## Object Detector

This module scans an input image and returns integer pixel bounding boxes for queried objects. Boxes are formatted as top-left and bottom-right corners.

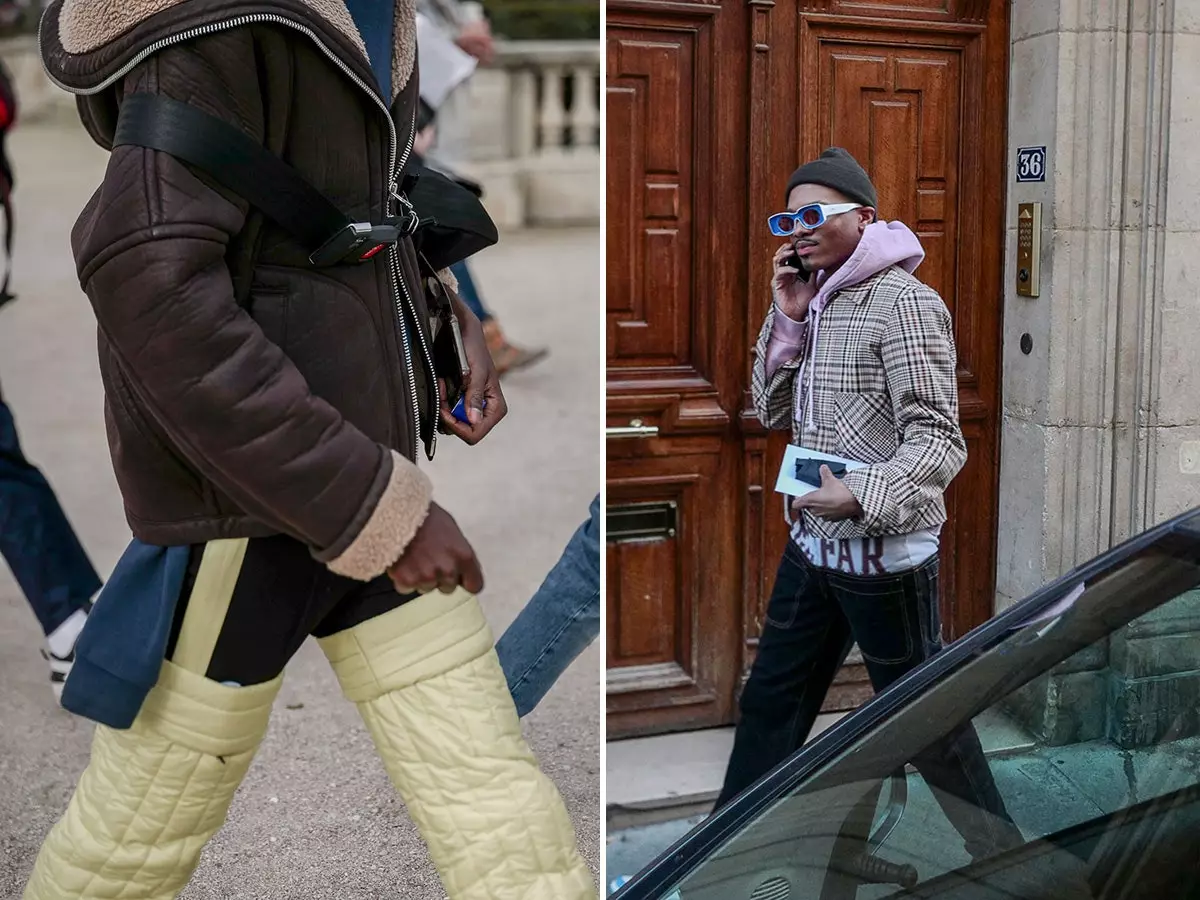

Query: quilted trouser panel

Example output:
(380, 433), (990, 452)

(319, 588), (596, 900)
(24, 662), (281, 900)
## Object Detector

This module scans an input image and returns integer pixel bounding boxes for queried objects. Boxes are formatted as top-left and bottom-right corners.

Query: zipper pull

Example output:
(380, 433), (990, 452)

(390, 183), (420, 235)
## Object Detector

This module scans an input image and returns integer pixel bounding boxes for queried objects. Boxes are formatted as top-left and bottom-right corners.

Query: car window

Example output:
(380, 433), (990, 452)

(654, 545), (1200, 900)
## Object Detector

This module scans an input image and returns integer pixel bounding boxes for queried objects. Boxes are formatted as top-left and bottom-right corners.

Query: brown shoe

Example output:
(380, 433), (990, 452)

(483, 319), (549, 376)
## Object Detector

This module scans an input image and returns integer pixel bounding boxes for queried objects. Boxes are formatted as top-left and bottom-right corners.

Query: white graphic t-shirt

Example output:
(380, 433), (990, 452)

(788, 501), (939, 575)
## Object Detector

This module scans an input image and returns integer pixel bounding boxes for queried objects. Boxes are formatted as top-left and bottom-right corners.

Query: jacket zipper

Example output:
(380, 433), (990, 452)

(389, 112), (440, 461)
(40, 10), (437, 458)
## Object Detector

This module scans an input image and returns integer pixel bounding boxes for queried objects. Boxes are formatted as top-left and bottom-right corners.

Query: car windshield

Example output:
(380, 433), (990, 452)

(621, 512), (1200, 900)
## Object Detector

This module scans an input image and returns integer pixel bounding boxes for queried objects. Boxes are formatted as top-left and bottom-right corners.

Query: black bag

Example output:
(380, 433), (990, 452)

(405, 163), (498, 272)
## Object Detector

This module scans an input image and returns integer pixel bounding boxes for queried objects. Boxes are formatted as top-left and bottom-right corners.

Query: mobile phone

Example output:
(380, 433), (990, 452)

(795, 458), (846, 487)
(782, 251), (810, 282)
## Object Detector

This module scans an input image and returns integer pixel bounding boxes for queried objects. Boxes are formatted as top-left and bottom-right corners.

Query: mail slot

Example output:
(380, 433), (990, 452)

(607, 501), (677, 542)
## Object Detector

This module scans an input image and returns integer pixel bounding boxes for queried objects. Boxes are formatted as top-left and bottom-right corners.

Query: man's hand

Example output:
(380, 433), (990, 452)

(456, 20), (495, 64)
(438, 291), (508, 444)
(387, 503), (484, 595)
(792, 465), (863, 522)
(772, 243), (814, 321)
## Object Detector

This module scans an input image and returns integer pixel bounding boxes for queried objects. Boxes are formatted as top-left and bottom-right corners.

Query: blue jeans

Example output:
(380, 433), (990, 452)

(0, 398), (101, 634)
(497, 495), (600, 717)
(449, 260), (492, 323)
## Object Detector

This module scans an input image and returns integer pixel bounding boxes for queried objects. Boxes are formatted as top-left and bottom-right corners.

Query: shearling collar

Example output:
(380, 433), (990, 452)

(41, 0), (416, 103)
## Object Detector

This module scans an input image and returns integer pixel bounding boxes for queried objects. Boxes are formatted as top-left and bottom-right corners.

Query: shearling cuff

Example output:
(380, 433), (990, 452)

(325, 450), (433, 581)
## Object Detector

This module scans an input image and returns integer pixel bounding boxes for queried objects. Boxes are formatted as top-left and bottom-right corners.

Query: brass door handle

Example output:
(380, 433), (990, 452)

(606, 418), (659, 439)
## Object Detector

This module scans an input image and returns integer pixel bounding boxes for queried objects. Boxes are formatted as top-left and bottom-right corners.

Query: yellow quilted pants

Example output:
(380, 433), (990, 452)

(319, 588), (597, 900)
(24, 539), (279, 900)
(23, 660), (280, 899)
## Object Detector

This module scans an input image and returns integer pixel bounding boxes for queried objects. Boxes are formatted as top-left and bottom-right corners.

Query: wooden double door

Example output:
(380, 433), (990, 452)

(606, 0), (1010, 739)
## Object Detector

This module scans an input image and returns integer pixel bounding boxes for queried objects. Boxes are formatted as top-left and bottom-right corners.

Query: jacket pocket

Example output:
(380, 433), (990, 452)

(100, 343), (210, 516)
(248, 272), (394, 447)
(833, 390), (897, 463)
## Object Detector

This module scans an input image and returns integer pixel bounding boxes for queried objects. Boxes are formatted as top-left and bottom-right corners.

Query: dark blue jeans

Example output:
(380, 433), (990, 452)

(449, 260), (492, 323)
(719, 542), (1020, 859)
(0, 398), (100, 634)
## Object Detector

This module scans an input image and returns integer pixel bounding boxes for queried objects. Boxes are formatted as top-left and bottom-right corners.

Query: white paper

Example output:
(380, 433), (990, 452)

(416, 14), (478, 110)
(774, 445), (868, 498)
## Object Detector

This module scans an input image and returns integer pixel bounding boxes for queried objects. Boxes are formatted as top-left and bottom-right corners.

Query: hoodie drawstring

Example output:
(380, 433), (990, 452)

(802, 295), (827, 430)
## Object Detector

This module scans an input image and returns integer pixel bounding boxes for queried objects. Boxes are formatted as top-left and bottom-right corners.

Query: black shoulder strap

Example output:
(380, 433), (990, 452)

(113, 93), (368, 259)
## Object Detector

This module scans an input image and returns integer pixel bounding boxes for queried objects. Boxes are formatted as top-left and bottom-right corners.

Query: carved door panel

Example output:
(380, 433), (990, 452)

(606, 5), (744, 737)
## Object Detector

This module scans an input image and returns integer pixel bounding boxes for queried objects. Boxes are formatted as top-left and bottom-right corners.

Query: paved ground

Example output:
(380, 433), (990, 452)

(0, 118), (601, 898)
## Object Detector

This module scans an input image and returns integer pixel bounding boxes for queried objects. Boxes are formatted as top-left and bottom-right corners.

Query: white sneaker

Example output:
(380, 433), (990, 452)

(42, 603), (90, 704)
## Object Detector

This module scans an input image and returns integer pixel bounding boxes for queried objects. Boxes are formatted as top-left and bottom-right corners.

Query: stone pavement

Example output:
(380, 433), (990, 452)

(0, 118), (600, 898)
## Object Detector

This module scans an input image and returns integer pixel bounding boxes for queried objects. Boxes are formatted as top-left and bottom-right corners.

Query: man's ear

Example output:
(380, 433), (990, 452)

(858, 207), (876, 231)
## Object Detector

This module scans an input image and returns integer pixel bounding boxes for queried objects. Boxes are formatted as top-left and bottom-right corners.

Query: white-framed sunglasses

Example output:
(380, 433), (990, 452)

(767, 202), (862, 236)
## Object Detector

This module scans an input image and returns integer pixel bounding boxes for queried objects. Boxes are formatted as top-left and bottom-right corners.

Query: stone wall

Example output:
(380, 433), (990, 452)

(998, 0), (1199, 608)
(430, 40), (601, 229)
(998, 0), (1200, 750)
(1006, 588), (1200, 750)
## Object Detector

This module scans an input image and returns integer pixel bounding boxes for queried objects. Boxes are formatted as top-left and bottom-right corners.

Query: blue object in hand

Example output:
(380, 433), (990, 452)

(451, 395), (485, 424)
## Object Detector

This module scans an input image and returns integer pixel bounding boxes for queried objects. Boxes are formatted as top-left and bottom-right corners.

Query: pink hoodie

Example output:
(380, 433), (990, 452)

(764, 220), (926, 428)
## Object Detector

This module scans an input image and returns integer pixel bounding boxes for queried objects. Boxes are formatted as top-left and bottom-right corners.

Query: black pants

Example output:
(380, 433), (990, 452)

(164, 534), (418, 686)
(719, 543), (1021, 859)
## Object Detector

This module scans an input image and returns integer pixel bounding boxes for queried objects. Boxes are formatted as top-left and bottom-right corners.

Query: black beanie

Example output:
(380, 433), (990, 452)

(785, 147), (877, 209)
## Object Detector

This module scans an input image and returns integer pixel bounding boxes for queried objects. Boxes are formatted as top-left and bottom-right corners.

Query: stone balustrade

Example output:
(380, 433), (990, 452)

(431, 40), (601, 229)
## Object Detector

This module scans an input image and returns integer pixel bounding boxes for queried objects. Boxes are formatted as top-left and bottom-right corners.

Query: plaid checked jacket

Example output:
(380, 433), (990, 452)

(752, 264), (966, 539)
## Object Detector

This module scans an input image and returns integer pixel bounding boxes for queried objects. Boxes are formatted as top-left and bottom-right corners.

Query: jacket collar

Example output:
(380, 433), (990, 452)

(43, 0), (416, 103)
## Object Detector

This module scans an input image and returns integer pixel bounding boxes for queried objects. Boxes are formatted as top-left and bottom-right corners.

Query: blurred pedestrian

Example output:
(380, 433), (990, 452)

(498, 494), (600, 716)
(0, 56), (99, 703)
(0, 389), (100, 701)
(0, 50), (16, 310)
(419, 0), (549, 376)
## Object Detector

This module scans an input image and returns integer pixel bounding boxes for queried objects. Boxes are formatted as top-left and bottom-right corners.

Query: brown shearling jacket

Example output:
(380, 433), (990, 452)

(40, 0), (450, 580)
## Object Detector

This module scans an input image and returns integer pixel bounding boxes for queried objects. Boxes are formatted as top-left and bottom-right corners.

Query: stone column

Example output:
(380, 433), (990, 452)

(998, 0), (1194, 607)
(999, 0), (1200, 749)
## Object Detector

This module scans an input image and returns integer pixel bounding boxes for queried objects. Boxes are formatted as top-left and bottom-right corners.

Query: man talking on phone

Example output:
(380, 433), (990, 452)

(718, 147), (1023, 862)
